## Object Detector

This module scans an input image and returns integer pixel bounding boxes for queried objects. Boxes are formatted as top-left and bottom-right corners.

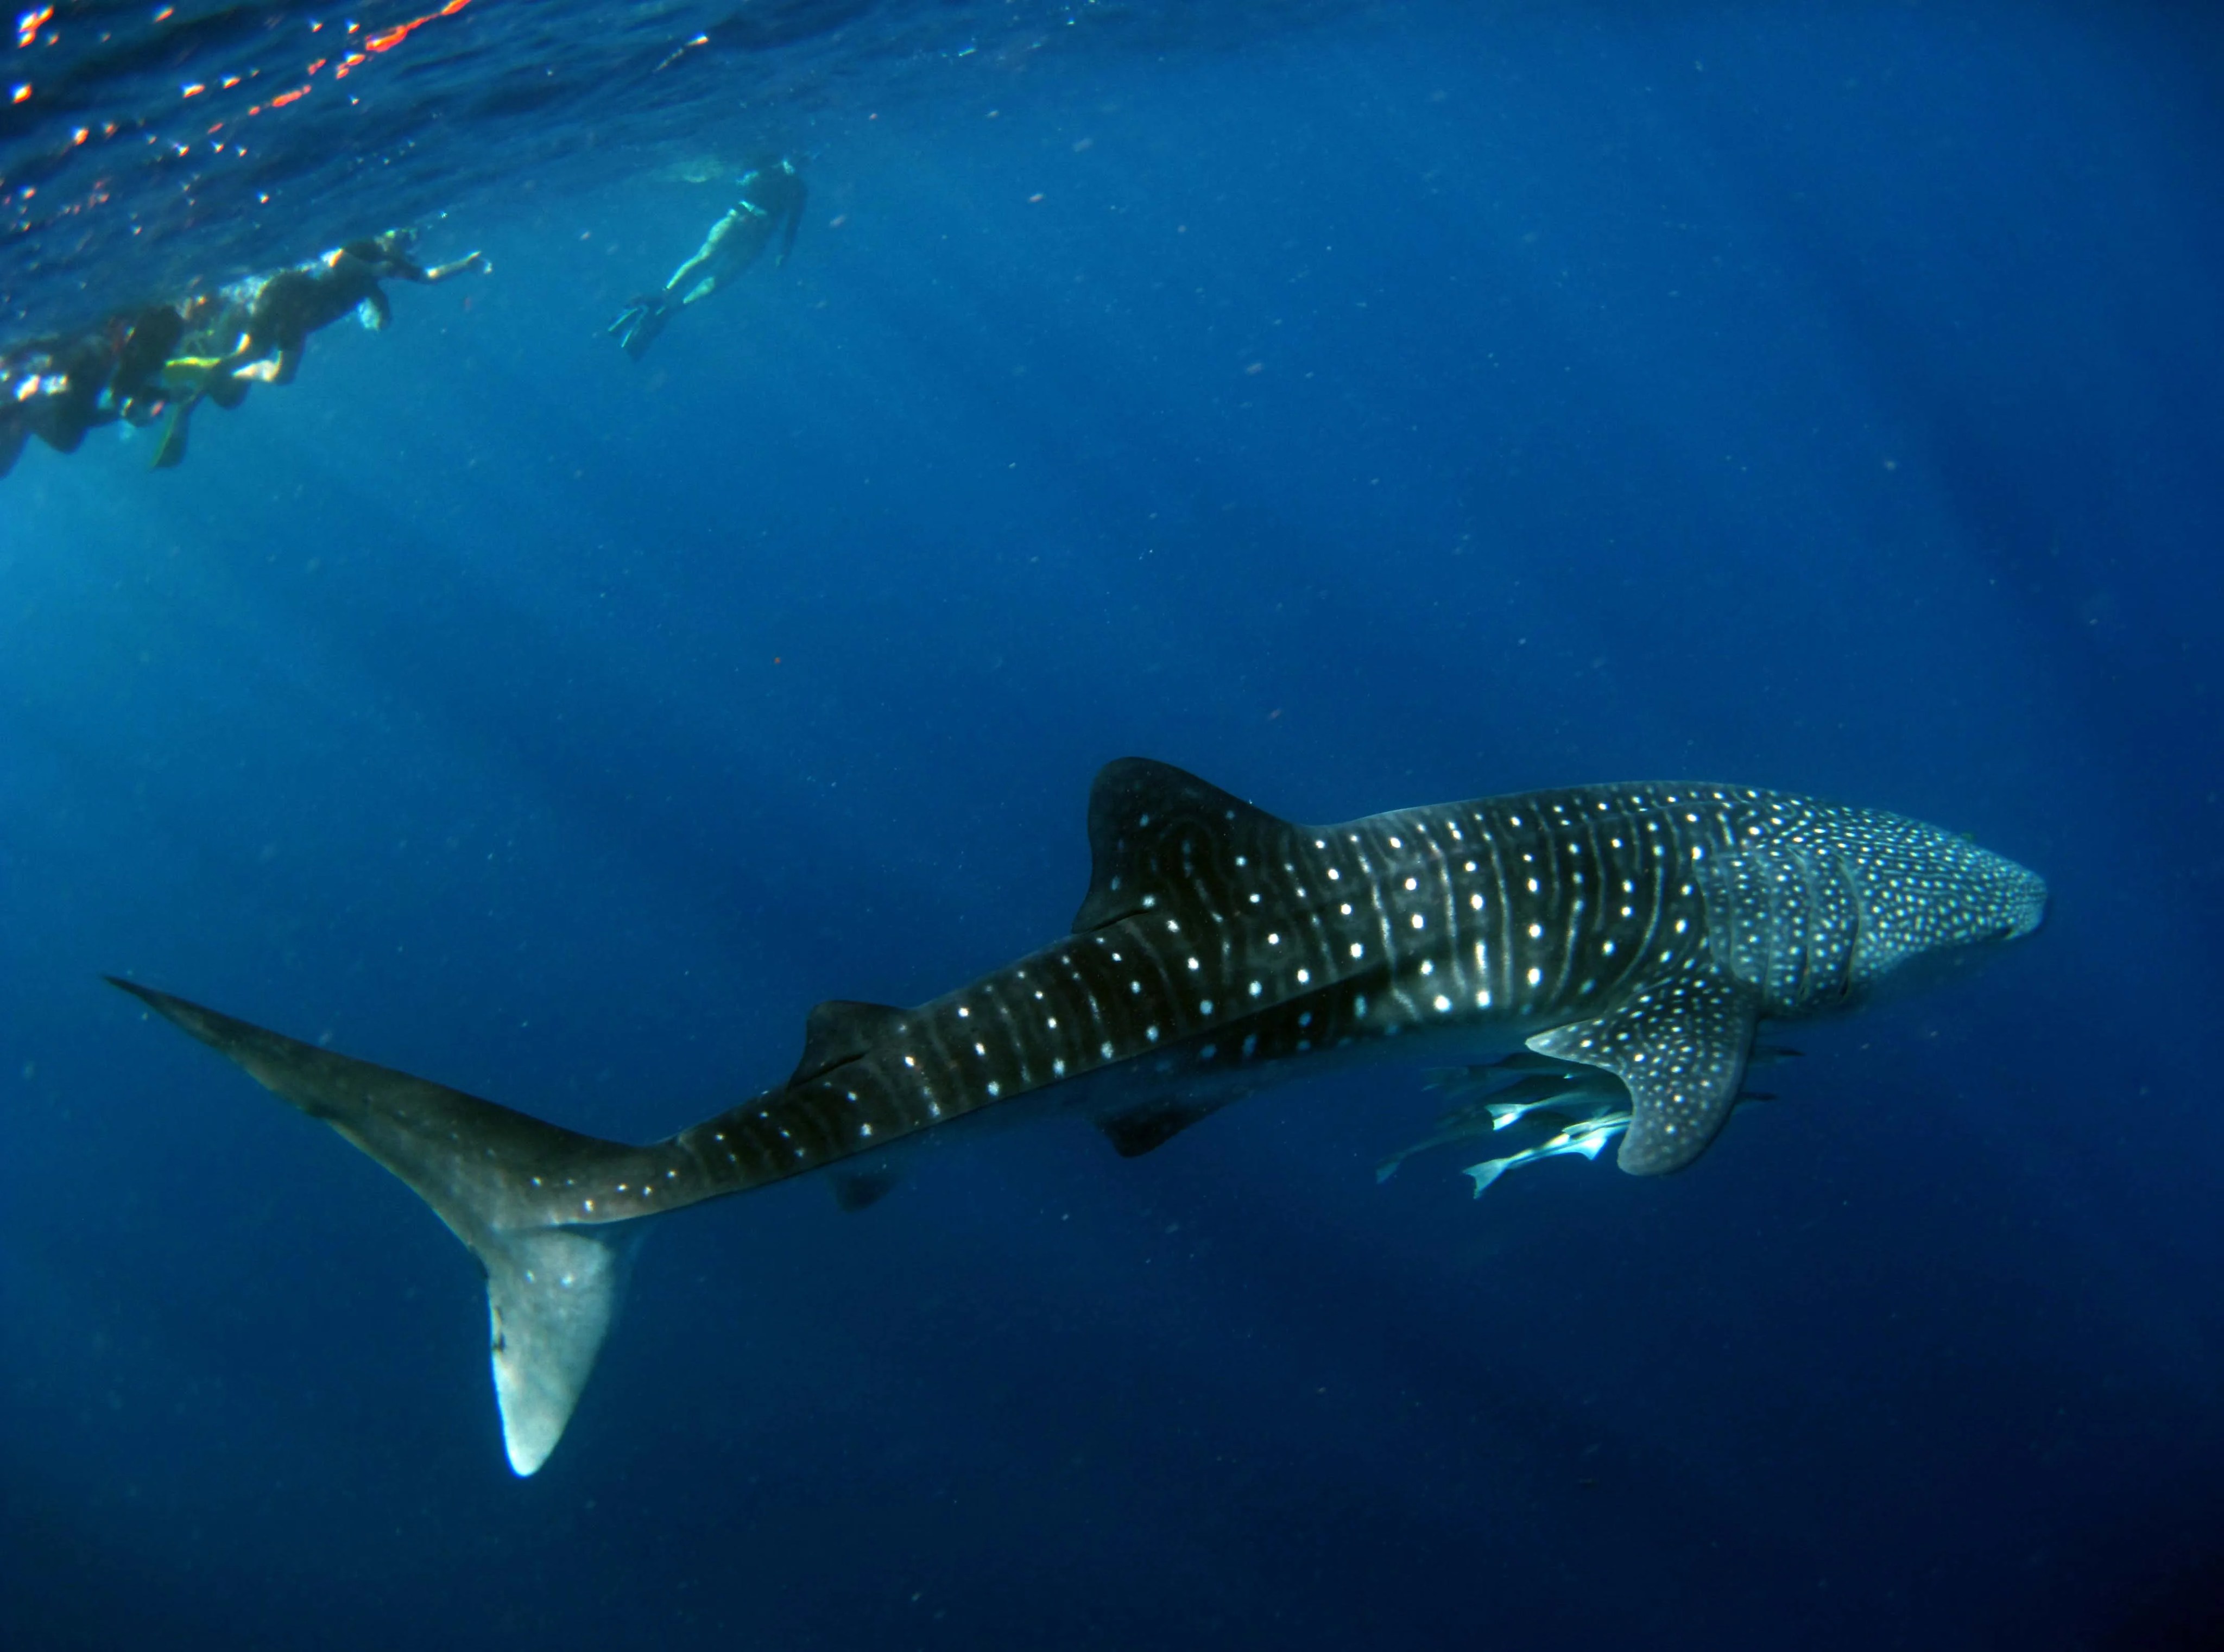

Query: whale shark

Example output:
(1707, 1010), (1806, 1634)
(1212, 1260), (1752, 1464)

(109, 758), (2046, 1474)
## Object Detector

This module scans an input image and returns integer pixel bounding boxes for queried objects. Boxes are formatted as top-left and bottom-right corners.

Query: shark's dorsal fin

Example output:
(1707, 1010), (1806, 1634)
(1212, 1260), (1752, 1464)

(1526, 970), (1760, 1175)
(790, 999), (908, 1086)
(1073, 758), (1298, 932)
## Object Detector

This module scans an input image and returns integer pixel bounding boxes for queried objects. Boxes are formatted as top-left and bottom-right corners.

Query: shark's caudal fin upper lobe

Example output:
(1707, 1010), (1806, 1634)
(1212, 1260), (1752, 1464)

(106, 978), (642, 1474)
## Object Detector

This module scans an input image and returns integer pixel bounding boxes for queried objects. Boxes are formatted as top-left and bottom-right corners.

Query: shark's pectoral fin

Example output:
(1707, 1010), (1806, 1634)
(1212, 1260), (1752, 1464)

(1096, 1098), (1219, 1158)
(1525, 971), (1760, 1176)
(106, 977), (647, 1476)
(830, 1168), (901, 1212)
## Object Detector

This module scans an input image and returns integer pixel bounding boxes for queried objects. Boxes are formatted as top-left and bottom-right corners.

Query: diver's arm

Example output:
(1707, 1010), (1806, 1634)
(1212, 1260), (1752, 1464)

(415, 251), (488, 283)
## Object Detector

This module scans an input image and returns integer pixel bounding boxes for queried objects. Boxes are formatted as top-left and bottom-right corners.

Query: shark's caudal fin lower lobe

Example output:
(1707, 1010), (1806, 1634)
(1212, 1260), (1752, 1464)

(107, 978), (645, 1474)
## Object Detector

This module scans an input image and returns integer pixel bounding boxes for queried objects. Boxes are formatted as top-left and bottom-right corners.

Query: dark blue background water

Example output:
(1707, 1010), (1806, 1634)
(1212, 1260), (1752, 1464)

(6, 4), (2222, 1646)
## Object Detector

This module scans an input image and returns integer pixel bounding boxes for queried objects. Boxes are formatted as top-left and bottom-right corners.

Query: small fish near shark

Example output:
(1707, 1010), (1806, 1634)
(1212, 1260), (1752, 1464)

(1375, 1043), (1801, 1193)
(109, 759), (2046, 1475)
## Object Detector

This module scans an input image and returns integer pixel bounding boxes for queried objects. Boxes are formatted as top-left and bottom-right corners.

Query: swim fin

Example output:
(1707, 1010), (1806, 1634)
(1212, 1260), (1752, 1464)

(609, 295), (672, 362)
(150, 398), (194, 469)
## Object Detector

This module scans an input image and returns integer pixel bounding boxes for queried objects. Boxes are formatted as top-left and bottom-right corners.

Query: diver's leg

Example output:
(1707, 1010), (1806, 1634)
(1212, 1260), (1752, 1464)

(664, 251), (711, 296)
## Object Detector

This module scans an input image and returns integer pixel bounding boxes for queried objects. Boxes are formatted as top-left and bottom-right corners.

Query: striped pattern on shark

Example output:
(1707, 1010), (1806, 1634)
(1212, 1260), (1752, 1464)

(110, 758), (2046, 1474)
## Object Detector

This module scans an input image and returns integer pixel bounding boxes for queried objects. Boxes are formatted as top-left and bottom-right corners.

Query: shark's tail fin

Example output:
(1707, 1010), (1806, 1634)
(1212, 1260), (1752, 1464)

(107, 978), (649, 1474)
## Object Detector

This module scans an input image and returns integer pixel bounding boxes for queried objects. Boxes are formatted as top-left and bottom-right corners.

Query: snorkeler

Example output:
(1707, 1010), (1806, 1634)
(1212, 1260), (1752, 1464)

(147, 293), (263, 470)
(2, 331), (122, 473)
(608, 157), (806, 361)
(102, 304), (188, 427)
(214, 229), (487, 387)
(150, 231), (485, 467)
(0, 311), (185, 477)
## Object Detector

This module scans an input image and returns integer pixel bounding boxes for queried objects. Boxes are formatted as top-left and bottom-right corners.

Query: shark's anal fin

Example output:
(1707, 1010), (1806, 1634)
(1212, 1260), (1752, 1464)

(790, 999), (908, 1086)
(1072, 758), (1299, 932)
(106, 977), (641, 1476)
(1525, 971), (1760, 1176)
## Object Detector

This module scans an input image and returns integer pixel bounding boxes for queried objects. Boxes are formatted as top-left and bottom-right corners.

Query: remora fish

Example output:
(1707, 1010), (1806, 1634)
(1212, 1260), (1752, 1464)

(1374, 1043), (1799, 1184)
(110, 759), (2046, 1474)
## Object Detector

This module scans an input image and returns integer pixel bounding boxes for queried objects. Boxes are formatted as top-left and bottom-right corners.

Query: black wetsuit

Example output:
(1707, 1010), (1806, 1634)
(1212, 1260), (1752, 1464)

(225, 236), (460, 384)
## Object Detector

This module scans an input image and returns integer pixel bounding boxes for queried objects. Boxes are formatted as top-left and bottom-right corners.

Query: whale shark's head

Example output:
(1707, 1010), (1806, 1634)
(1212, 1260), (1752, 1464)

(1986, 851), (2050, 942)
(1839, 814), (2048, 990)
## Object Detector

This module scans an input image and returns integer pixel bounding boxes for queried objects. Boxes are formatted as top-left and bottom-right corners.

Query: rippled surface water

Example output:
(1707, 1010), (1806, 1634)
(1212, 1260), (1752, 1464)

(2, 0), (1338, 343)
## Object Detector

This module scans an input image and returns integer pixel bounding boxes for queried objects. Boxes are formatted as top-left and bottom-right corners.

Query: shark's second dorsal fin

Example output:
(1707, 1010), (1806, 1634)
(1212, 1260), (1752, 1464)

(1073, 758), (1298, 932)
(790, 999), (909, 1086)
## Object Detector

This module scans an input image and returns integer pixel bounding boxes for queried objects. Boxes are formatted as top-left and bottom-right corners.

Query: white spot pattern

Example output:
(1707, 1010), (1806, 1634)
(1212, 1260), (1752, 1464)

(648, 775), (2041, 1204)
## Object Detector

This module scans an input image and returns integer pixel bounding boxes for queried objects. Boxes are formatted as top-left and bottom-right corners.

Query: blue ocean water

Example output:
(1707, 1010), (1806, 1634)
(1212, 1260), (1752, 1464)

(4, 2), (2222, 1646)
